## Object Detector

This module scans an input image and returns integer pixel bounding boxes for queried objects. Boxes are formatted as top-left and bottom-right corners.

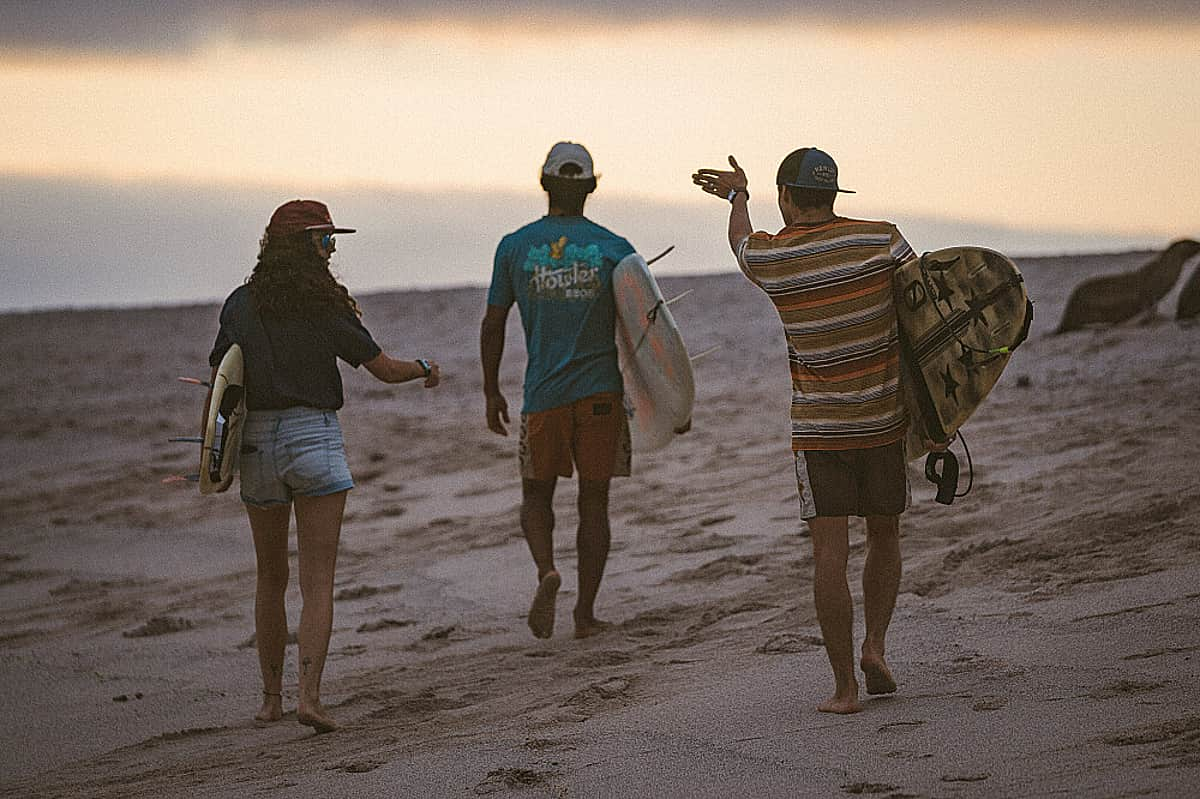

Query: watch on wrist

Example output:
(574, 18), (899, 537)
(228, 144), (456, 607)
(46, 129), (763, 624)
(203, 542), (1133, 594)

(727, 187), (749, 203)
(416, 358), (432, 378)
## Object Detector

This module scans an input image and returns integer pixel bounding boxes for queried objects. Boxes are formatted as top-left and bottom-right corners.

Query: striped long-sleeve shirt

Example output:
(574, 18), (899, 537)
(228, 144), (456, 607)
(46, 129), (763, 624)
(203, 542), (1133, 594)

(736, 217), (915, 451)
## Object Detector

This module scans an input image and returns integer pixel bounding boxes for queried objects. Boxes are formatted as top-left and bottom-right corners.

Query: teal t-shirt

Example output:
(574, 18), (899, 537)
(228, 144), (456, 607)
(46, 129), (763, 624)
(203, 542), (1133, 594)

(488, 215), (635, 414)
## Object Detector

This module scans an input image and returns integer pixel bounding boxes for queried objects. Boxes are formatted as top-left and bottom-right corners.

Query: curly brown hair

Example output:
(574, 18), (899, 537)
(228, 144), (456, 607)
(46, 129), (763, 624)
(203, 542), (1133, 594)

(246, 231), (361, 319)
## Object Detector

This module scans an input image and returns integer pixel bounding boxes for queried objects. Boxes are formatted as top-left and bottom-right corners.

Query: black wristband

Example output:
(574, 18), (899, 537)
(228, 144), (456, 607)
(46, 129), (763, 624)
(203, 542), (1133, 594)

(727, 188), (749, 203)
(416, 358), (432, 378)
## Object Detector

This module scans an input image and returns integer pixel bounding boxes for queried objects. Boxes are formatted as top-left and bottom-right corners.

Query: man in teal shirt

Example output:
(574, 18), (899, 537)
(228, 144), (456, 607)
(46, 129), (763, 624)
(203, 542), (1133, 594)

(481, 142), (634, 641)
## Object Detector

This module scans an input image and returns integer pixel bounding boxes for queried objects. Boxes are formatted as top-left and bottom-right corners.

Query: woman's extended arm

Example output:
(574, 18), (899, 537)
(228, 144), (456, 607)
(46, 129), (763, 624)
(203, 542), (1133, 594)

(363, 353), (440, 387)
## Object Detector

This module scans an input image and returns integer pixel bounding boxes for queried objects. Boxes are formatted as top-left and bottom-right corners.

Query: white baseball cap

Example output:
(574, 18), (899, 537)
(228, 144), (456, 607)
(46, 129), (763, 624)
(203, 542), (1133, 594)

(541, 141), (595, 179)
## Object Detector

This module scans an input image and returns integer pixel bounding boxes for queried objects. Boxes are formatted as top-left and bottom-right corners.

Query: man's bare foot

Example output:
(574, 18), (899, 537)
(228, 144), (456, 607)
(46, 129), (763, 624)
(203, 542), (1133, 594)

(817, 686), (863, 714)
(527, 570), (561, 639)
(297, 703), (340, 734)
(255, 692), (283, 723)
(861, 652), (897, 695)
(573, 615), (612, 639)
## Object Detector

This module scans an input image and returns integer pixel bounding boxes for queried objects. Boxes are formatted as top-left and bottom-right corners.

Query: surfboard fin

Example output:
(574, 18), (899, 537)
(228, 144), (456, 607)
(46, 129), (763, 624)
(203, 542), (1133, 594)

(689, 345), (720, 363)
(161, 473), (200, 484)
(177, 377), (211, 387)
(647, 245), (675, 266)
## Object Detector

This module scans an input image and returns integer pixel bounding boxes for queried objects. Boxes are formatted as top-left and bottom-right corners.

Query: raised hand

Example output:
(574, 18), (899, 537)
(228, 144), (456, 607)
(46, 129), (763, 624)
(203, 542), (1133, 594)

(692, 155), (748, 201)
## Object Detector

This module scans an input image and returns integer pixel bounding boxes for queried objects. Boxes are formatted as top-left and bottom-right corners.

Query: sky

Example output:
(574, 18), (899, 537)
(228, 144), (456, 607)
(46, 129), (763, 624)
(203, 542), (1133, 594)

(3, 1), (1198, 310)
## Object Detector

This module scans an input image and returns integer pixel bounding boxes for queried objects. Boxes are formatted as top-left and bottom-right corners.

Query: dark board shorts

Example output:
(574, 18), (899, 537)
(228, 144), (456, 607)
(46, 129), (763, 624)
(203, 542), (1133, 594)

(793, 440), (910, 520)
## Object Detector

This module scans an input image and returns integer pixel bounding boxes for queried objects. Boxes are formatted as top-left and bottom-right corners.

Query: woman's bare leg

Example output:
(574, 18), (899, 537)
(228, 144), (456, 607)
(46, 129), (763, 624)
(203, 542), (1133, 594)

(292, 490), (346, 733)
(245, 502), (292, 723)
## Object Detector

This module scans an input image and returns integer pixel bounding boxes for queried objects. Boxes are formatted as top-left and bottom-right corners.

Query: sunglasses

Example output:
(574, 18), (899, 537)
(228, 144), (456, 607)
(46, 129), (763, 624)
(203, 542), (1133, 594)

(320, 233), (336, 250)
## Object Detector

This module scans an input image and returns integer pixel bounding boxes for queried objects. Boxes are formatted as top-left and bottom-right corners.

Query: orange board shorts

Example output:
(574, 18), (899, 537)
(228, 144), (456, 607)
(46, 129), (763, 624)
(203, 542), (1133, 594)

(519, 391), (632, 480)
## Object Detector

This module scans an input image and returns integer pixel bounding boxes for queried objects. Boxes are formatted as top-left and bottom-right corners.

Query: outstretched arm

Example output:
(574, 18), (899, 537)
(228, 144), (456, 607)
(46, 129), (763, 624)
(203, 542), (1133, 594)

(363, 353), (440, 387)
(480, 304), (511, 436)
(692, 155), (752, 255)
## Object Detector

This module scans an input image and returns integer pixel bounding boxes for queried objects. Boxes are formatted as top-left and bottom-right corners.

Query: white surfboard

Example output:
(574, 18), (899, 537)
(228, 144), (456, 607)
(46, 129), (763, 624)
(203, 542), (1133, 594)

(199, 344), (247, 494)
(613, 253), (694, 452)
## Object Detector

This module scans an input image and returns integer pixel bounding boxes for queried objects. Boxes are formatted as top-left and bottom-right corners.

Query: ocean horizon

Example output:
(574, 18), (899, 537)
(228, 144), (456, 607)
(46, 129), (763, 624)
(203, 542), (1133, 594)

(4, 173), (1187, 313)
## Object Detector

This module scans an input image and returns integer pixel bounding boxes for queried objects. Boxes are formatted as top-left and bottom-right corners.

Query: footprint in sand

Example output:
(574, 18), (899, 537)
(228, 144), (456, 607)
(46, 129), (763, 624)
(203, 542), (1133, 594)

(0, 568), (55, 586)
(665, 554), (764, 584)
(328, 759), (384, 774)
(942, 773), (991, 783)
(329, 644), (368, 660)
(356, 618), (417, 633)
(877, 720), (926, 733)
(403, 624), (475, 652)
(1086, 680), (1166, 700)
(366, 691), (472, 718)
(1100, 716), (1200, 767)
(756, 633), (824, 654)
(1122, 645), (1199, 661)
(568, 650), (633, 668)
(123, 616), (194, 638)
(971, 695), (1008, 711)
(667, 532), (736, 554)
(474, 768), (556, 795)
(523, 736), (579, 752)
(561, 676), (633, 713)
(840, 782), (900, 795)
(335, 585), (382, 601)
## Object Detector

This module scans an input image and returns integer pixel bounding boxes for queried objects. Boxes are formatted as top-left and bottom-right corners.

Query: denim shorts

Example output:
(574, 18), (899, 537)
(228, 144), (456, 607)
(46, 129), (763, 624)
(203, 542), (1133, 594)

(239, 408), (354, 508)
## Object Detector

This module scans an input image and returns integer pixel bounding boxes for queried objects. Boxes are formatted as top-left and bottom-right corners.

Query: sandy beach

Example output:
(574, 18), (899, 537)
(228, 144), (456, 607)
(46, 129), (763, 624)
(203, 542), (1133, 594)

(2, 250), (1199, 798)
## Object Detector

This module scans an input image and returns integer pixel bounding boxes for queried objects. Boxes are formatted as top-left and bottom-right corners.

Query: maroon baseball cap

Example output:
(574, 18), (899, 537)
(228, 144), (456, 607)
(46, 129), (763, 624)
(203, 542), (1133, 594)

(266, 200), (356, 237)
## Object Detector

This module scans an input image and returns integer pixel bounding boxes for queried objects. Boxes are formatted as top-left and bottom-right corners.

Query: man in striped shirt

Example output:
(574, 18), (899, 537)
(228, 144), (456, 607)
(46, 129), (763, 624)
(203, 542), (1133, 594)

(693, 148), (915, 714)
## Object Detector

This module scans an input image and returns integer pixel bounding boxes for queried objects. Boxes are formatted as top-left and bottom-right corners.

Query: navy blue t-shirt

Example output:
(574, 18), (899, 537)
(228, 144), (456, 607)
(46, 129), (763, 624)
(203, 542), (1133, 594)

(209, 285), (382, 411)
(488, 215), (635, 413)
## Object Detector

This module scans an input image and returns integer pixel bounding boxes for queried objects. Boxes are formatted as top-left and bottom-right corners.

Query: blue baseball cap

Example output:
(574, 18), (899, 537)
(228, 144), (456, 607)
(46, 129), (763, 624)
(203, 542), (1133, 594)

(776, 148), (855, 194)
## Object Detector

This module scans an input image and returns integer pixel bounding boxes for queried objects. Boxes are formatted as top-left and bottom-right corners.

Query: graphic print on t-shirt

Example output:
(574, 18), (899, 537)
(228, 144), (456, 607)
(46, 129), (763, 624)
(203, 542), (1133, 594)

(524, 236), (603, 301)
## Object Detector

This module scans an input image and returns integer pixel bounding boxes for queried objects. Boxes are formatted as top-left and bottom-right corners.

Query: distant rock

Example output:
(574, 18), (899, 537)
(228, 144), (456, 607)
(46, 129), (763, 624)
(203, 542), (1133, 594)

(1056, 239), (1200, 333)
(1176, 255), (1200, 320)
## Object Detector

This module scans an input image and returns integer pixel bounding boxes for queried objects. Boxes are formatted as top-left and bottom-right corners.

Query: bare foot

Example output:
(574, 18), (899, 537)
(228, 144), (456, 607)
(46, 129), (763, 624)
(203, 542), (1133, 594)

(817, 689), (863, 714)
(297, 703), (340, 734)
(573, 616), (613, 639)
(255, 692), (283, 724)
(861, 652), (897, 695)
(527, 570), (561, 639)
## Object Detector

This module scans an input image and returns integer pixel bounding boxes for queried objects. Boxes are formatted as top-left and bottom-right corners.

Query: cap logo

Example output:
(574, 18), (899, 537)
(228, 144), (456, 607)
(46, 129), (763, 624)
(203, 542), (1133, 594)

(813, 165), (837, 184)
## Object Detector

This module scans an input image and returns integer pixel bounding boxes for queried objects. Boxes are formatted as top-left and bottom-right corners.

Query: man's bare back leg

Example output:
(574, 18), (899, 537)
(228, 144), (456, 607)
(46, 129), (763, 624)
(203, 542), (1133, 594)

(574, 478), (612, 639)
(861, 514), (900, 694)
(522, 478), (560, 638)
(809, 516), (862, 713)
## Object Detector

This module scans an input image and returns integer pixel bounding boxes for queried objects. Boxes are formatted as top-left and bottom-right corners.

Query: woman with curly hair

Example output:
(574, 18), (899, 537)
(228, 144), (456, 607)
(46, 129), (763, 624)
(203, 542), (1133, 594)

(208, 199), (440, 733)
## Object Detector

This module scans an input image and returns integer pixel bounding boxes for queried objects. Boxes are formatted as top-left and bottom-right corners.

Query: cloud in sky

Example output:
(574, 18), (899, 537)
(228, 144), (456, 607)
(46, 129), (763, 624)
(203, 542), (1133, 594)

(4, 1), (1198, 54)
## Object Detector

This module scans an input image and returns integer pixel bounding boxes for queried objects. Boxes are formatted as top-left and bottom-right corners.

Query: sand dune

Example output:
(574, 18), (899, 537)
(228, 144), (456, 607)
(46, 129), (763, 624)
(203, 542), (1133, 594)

(2, 251), (1199, 797)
